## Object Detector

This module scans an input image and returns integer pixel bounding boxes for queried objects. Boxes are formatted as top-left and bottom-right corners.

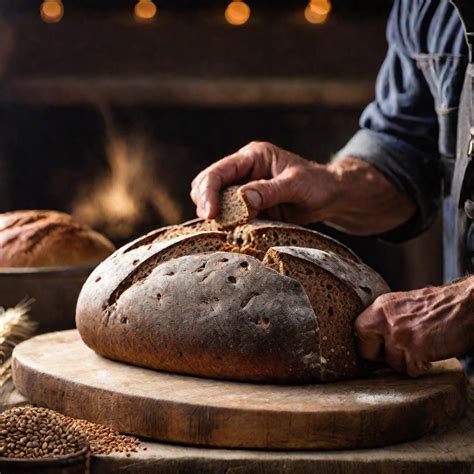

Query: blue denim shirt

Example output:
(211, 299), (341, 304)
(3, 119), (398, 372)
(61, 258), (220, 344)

(337, 0), (468, 241)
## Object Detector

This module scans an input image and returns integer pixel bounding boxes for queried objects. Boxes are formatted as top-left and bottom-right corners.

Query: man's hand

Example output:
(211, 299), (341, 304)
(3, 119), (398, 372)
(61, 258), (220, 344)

(190, 141), (416, 235)
(191, 141), (336, 224)
(355, 278), (474, 377)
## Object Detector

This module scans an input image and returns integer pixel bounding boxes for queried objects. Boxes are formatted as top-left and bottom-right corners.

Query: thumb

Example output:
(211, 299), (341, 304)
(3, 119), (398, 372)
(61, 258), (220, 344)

(240, 177), (295, 211)
(354, 309), (385, 362)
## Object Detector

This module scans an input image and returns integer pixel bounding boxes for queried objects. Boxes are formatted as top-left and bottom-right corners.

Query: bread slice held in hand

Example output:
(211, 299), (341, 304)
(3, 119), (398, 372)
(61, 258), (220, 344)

(215, 186), (258, 228)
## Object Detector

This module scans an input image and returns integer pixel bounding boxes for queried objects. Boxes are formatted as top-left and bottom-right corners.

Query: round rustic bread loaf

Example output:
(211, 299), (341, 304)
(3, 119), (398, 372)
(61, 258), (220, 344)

(76, 226), (389, 383)
(0, 210), (115, 268)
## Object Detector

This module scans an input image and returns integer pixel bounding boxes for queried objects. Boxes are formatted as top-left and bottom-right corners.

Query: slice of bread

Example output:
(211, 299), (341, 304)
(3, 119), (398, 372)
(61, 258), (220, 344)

(263, 247), (389, 381)
(232, 220), (360, 263)
(123, 218), (224, 253)
(215, 186), (257, 228)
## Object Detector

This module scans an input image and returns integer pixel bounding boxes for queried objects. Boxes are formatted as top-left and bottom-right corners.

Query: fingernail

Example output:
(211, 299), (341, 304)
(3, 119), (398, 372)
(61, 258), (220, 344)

(204, 202), (211, 218)
(245, 190), (261, 209)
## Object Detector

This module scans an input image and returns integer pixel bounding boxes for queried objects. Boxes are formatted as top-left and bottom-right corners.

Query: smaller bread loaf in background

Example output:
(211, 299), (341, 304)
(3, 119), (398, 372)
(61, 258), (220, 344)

(0, 210), (116, 268)
(215, 186), (257, 228)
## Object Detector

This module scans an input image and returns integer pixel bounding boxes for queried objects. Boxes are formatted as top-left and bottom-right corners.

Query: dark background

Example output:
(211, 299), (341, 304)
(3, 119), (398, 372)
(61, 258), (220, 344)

(0, 0), (442, 290)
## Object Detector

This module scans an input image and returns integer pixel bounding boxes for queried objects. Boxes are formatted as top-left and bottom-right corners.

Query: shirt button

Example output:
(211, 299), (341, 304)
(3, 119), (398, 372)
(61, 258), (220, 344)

(464, 199), (474, 220)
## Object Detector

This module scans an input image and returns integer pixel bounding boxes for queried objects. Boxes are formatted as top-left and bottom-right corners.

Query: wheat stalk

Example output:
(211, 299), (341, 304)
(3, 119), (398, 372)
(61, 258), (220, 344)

(0, 300), (37, 387)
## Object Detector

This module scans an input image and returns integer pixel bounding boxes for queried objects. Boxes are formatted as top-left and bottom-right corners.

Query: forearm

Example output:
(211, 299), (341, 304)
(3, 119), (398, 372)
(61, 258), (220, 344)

(321, 156), (417, 235)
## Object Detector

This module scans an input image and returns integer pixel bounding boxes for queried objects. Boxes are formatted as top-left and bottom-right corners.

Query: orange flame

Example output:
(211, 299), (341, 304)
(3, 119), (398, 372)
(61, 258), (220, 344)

(73, 131), (182, 239)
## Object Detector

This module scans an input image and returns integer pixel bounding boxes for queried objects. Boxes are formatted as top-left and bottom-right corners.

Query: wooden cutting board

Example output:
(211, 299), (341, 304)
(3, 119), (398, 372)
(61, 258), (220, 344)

(12, 330), (467, 450)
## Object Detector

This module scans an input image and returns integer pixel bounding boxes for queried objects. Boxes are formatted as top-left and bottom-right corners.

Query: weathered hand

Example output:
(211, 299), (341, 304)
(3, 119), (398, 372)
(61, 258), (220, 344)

(355, 278), (474, 377)
(190, 141), (336, 224)
(191, 141), (416, 234)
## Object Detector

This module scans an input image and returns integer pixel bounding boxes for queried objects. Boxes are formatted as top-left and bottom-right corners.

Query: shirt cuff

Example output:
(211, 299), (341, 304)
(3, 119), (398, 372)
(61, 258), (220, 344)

(334, 129), (441, 242)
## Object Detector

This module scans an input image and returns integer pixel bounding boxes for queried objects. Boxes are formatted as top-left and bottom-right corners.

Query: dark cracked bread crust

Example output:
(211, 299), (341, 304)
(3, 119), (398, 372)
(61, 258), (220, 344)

(76, 230), (389, 383)
(78, 251), (320, 383)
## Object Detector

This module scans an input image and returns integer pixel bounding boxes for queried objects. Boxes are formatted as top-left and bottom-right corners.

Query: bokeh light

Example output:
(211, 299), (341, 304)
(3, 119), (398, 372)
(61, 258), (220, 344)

(40, 0), (64, 24)
(304, 0), (331, 24)
(134, 0), (157, 21)
(309, 0), (331, 16)
(225, 1), (251, 26)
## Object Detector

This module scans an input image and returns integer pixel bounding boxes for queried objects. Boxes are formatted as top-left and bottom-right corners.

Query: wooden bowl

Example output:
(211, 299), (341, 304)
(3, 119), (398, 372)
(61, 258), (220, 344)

(0, 444), (89, 474)
(0, 265), (96, 333)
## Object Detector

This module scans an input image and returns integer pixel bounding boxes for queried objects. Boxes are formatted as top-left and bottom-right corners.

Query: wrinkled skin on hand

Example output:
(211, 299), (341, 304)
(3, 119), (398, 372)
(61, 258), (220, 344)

(355, 278), (474, 377)
(190, 141), (416, 235)
(191, 141), (334, 224)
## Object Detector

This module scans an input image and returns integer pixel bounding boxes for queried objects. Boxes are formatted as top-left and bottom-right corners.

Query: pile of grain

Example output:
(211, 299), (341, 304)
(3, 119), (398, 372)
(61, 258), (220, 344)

(0, 406), (141, 459)
(0, 407), (87, 459)
(59, 413), (140, 455)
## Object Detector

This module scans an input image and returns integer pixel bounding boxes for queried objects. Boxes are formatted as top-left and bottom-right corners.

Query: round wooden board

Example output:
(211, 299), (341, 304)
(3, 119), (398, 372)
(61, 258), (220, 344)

(12, 330), (467, 450)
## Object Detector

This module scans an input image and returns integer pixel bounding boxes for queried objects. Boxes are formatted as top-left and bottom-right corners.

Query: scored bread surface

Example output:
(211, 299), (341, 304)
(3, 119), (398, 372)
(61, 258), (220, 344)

(77, 224), (389, 383)
(79, 251), (320, 383)
(76, 231), (230, 350)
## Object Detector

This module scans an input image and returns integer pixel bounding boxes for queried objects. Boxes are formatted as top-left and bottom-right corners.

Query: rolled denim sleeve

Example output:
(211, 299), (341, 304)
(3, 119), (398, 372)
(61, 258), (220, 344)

(335, 0), (441, 241)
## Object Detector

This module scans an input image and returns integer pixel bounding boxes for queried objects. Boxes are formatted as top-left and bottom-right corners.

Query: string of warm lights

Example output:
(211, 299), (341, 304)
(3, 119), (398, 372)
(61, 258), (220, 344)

(39, 1), (331, 26)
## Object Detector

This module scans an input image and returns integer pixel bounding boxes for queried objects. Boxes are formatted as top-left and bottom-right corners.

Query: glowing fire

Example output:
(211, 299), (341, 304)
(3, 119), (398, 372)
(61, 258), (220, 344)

(73, 132), (182, 239)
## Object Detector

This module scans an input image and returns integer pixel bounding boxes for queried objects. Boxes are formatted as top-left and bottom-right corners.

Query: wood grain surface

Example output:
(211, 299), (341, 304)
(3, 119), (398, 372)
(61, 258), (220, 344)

(2, 386), (474, 473)
(12, 330), (467, 451)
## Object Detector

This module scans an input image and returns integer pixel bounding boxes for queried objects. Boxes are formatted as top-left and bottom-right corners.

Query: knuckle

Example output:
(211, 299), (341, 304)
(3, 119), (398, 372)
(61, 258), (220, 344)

(249, 141), (273, 152)
(354, 315), (367, 334)
(241, 141), (261, 152)
(370, 295), (386, 313)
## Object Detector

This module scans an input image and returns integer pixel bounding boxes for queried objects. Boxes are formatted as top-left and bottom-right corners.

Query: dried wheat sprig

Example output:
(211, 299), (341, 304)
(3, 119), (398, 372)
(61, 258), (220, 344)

(0, 358), (11, 389)
(0, 300), (37, 363)
(0, 300), (37, 388)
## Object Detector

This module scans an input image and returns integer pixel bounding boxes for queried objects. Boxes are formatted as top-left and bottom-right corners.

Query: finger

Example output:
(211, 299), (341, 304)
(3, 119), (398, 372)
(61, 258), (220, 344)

(239, 176), (297, 211)
(384, 345), (407, 374)
(196, 173), (223, 218)
(190, 187), (197, 205)
(405, 352), (432, 378)
(193, 152), (257, 218)
(354, 308), (385, 361)
(190, 188), (207, 218)
(355, 331), (384, 362)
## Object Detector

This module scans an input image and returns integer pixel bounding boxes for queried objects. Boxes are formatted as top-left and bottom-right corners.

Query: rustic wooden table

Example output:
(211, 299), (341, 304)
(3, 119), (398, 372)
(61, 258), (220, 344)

(2, 378), (474, 473)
